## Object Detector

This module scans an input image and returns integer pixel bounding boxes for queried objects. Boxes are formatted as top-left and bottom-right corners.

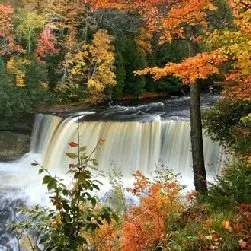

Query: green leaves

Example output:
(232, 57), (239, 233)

(66, 152), (78, 159)
(43, 175), (57, 190)
(42, 175), (52, 184)
(80, 146), (87, 152)
(13, 143), (117, 251)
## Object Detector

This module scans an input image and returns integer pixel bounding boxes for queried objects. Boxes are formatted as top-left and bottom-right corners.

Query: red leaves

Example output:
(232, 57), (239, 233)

(233, 223), (244, 232)
(69, 142), (78, 147)
(35, 28), (59, 62)
(0, 4), (23, 55)
(0, 4), (14, 36)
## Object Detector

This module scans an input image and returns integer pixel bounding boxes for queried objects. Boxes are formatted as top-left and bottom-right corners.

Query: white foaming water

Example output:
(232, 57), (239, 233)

(0, 153), (48, 205)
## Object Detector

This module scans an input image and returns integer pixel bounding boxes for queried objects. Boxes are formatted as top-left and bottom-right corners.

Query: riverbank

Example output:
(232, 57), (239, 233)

(36, 92), (171, 113)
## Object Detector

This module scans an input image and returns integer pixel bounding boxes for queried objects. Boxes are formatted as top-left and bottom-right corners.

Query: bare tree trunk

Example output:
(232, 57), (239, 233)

(190, 83), (207, 192)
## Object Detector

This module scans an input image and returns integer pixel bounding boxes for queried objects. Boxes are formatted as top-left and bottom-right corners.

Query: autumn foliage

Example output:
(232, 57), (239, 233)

(121, 171), (183, 250)
(85, 163), (251, 251)
(64, 29), (116, 100)
(89, 170), (185, 250)
(35, 28), (59, 62)
(0, 4), (22, 55)
(89, 0), (251, 102)
(136, 49), (227, 84)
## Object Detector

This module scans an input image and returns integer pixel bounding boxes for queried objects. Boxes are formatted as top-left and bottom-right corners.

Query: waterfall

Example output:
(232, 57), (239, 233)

(32, 114), (223, 180)
(0, 96), (224, 250)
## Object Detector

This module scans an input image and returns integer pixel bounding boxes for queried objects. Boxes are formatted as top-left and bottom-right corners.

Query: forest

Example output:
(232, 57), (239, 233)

(0, 0), (250, 250)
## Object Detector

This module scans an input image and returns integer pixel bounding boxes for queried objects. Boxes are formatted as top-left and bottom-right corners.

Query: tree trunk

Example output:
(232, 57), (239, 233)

(190, 83), (207, 192)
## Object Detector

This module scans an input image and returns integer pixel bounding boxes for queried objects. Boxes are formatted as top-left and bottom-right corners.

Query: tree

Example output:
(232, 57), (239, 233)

(203, 0), (251, 162)
(206, 0), (251, 101)
(95, 9), (149, 97)
(15, 10), (45, 54)
(87, 0), (221, 192)
(0, 3), (23, 55)
(65, 29), (116, 101)
(35, 28), (59, 62)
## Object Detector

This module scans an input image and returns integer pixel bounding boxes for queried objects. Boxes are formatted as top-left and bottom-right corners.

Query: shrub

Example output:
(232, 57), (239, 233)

(10, 141), (116, 251)
(205, 159), (251, 210)
(203, 99), (251, 157)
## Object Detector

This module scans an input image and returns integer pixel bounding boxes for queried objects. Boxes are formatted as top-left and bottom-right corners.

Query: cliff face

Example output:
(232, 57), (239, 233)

(0, 132), (30, 161)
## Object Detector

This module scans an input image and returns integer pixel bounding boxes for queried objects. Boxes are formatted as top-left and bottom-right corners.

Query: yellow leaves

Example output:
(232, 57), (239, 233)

(87, 79), (104, 92)
(208, 3), (217, 11)
(221, 220), (233, 232)
(6, 56), (15, 71)
(247, 156), (251, 168)
(7, 56), (26, 87)
(206, 1), (250, 100)
(207, 21), (251, 100)
(135, 28), (152, 54)
(67, 29), (116, 101)
(16, 11), (45, 36)
(41, 82), (48, 88)
(16, 70), (25, 87)
(51, 215), (62, 228)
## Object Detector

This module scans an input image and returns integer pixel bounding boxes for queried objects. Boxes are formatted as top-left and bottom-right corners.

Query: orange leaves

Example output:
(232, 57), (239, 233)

(153, 0), (216, 41)
(85, 0), (126, 10)
(136, 49), (227, 84)
(87, 0), (217, 42)
(84, 170), (184, 250)
(122, 171), (182, 250)
(233, 223), (244, 232)
(222, 73), (251, 101)
(127, 170), (150, 196)
(228, 0), (251, 35)
(87, 219), (122, 250)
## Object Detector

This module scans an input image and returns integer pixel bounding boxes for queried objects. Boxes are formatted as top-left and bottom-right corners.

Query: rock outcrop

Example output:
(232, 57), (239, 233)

(0, 132), (30, 161)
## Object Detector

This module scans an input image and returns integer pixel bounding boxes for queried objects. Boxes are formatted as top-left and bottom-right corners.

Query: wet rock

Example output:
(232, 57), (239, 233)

(0, 194), (25, 251)
(0, 132), (30, 161)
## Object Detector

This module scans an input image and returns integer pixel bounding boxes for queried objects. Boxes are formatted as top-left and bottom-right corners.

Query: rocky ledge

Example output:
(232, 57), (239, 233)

(0, 132), (30, 161)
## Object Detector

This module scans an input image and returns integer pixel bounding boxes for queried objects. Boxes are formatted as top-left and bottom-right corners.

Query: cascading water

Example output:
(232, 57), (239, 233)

(0, 94), (224, 250)
(32, 116), (222, 181)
